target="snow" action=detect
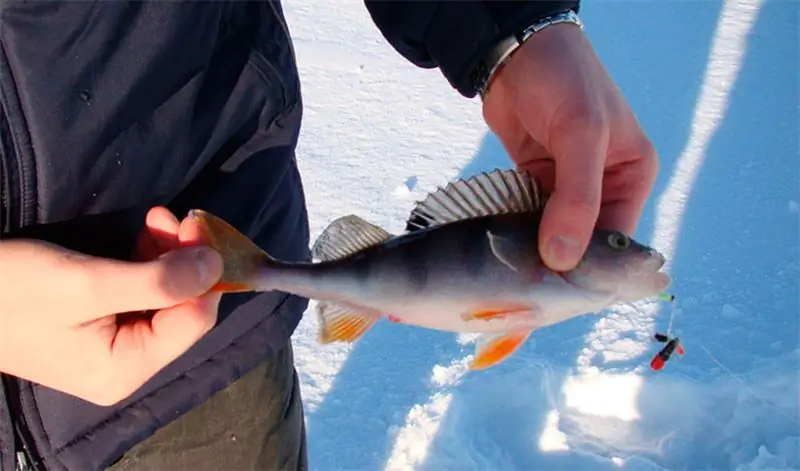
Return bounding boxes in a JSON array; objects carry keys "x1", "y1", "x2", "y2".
[{"x1": 282, "y1": 0, "x2": 800, "y2": 470}]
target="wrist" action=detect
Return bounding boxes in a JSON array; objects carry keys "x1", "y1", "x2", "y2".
[{"x1": 472, "y1": 9, "x2": 584, "y2": 100}]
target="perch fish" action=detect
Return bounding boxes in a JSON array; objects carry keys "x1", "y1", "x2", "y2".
[{"x1": 190, "y1": 169, "x2": 671, "y2": 370}]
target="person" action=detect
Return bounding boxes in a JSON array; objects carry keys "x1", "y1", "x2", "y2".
[{"x1": 0, "y1": 0, "x2": 657, "y2": 469}]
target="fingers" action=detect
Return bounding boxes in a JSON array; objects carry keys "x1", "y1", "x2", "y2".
[
  {"x1": 0, "y1": 206, "x2": 226, "y2": 406},
  {"x1": 133, "y1": 207, "x2": 181, "y2": 261},
  {"x1": 595, "y1": 146, "x2": 659, "y2": 235},
  {"x1": 92, "y1": 209, "x2": 224, "y2": 404},
  {"x1": 177, "y1": 211, "x2": 213, "y2": 247},
  {"x1": 109, "y1": 290, "x2": 222, "y2": 398},
  {"x1": 538, "y1": 114, "x2": 608, "y2": 271},
  {"x1": 74, "y1": 245, "x2": 223, "y2": 318},
  {"x1": 85, "y1": 290, "x2": 221, "y2": 405},
  {"x1": 480, "y1": 22, "x2": 660, "y2": 274},
  {"x1": 62, "y1": 207, "x2": 222, "y2": 320},
  {"x1": 489, "y1": 119, "x2": 605, "y2": 272},
  {"x1": 504, "y1": 135, "x2": 557, "y2": 194},
  {"x1": 0, "y1": 235, "x2": 215, "y2": 323}
]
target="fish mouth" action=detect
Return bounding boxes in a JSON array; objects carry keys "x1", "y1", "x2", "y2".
[
  {"x1": 646, "y1": 248, "x2": 667, "y2": 271},
  {"x1": 641, "y1": 249, "x2": 670, "y2": 291},
  {"x1": 652, "y1": 270, "x2": 671, "y2": 291}
]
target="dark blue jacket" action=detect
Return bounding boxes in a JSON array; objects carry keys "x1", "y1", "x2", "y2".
[{"x1": 0, "y1": 1, "x2": 578, "y2": 469}]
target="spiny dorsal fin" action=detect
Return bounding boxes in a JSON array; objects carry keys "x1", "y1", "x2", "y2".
[
  {"x1": 312, "y1": 215, "x2": 392, "y2": 262},
  {"x1": 406, "y1": 168, "x2": 542, "y2": 231}
]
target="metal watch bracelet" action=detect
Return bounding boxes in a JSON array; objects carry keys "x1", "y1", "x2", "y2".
[{"x1": 475, "y1": 10, "x2": 584, "y2": 99}]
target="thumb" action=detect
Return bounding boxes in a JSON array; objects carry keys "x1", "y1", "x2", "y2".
[
  {"x1": 538, "y1": 124, "x2": 607, "y2": 272},
  {"x1": 79, "y1": 245, "x2": 224, "y2": 319}
]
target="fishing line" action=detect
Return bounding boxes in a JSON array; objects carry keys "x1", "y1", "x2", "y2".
[
  {"x1": 653, "y1": 296, "x2": 798, "y2": 426},
  {"x1": 579, "y1": 293, "x2": 795, "y2": 428},
  {"x1": 665, "y1": 299, "x2": 676, "y2": 337},
  {"x1": 689, "y1": 339, "x2": 800, "y2": 427}
]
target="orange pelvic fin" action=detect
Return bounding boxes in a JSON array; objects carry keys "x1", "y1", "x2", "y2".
[
  {"x1": 316, "y1": 301, "x2": 380, "y2": 344},
  {"x1": 470, "y1": 329, "x2": 533, "y2": 370},
  {"x1": 189, "y1": 209, "x2": 271, "y2": 293}
]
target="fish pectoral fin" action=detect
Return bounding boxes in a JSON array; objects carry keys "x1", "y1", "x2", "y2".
[
  {"x1": 487, "y1": 230, "x2": 522, "y2": 272},
  {"x1": 312, "y1": 215, "x2": 393, "y2": 262},
  {"x1": 316, "y1": 301, "x2": 380, "y2": 344},
  {"x1": 470, "y1": 329, "x2": 533, "y2": 370},
  {"x1": 487, "y1": 230, "x2": 541, "y2": 279},
  {"x1": 188, "y1": 209, "x2": 270, "y2": 293}
]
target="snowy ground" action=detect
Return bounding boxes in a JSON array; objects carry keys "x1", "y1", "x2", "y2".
[{"x1": 282, "y1": 0, "x2": 799, "y2": 470}]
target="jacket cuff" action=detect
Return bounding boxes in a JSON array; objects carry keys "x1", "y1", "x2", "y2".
[
  {"x1": 366, "y1": 1, "x2": 580, "y2": 99},
  {"x1": 431, "y1": 1, "x2": 580, "y2": 98}
]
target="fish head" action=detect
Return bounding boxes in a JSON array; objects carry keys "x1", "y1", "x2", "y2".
[{"x1": 562, "y1": 230, "x2": 670, "y2": 303}]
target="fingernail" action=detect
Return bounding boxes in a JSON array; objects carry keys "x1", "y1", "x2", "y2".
[
  {"x1": 192, "y1": 247, "x2": 222, "y2": 286},
  {"x1": 547, "y1": 235, "x2": 581, "y2": 268}
]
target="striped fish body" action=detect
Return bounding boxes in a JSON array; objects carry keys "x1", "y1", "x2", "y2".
[
  {"x1": 263, "y1": 212, "x2": 604, "y2": 334},
  {"x1": 192, "y1": 169, "x2": 670, "y2": 370}
]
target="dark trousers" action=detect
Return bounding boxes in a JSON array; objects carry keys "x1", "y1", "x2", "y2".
[{"x1": 106, "y1": 343, "x2": 306, "y2": 471}]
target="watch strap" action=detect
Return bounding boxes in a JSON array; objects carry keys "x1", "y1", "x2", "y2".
[{"x1": 473, "y1": 9, "x2": 583, "y2": 99}]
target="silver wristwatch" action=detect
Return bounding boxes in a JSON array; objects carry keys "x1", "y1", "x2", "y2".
[{"x1": 475, "y1": 9, "x2": 584, "y2": 99}]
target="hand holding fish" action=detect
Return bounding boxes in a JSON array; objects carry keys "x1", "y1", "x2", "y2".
[
  {"x1": 0, "y1": 207, "x2": 223, "y2": 406},
  {"x1": 481, "y1": 22, "x2": 659, "y2": 272}
]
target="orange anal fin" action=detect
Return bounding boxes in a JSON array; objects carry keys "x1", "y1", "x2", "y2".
[
  {"x1": 462, "y1": 307, "x2": 533, "y2": 322},
  {"x1": 189, "y1": 209, "x2": 271, "y2": 293},
  {"x1": 316, "y1": 301, "x2": 380, "y2": 344},
  {"x1": 470, "y1": 329, "x2": 533, "y2": 370}
]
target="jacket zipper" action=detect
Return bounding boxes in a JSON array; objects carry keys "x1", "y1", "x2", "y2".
[
  {"x1": 1, "y1": 150, "x2": 7, "y2": 235},
  {"x1": 0, "y1": 70, "x2": 44, "y2": 471},
  {"x1": 1, "y1": 377, "x2": 41, "y2": 471},
  {"x1": 0, "y1": 101, "x2": 12, "y2": 236},
  {"x1": 0, "y1": 51, "x2": 35, "y2": 234}
]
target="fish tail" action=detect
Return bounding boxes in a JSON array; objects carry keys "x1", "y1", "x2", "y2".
[{"x1": 188, "y1": 209, "x2": 279, "y2": 293}]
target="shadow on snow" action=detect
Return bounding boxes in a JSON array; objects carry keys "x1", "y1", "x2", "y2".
[{"x1": 421, "y1": 2, "x2": 742, "y2": 470}]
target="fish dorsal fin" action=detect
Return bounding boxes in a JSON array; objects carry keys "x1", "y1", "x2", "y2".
[
  {"x1": 406, "y1": 168, "x2": 542, "y2": 230},
  {"x1": 312, "y1": 215, "x2": 392, "y2": 262}
]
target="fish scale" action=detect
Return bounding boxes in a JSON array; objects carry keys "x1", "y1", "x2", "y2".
[{"x1": 190, "y1": 168, "x2": 671, "y2": 370}]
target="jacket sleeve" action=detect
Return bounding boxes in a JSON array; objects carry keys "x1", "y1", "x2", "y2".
[{"x1": 363, "y1": 1, "x2": 580, "y2": 98}]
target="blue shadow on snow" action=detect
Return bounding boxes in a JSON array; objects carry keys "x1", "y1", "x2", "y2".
[
  {"x1": 421, "y1": 1, "x2": 730, "y2": 469},
  {"x1": 627, "y1": 4, "x2": 799, "y2": 469},
  {"x1": 304, "y1": 312, "x2": 464, "y2": 469}
]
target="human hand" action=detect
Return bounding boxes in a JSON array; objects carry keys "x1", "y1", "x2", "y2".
[
  {"x1": 482, "y1": 22, "x2": 658, "y2": 271},
  {"x1": 0, "y1": 207, "x2": 223, "y2": 406}
]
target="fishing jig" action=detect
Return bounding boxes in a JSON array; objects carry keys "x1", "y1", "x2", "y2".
[
  {"x1": 650, "y1": 292, "x2": 684, "y2": 371},
  {"x1": 650, "y1": 333, "x2": 684, "y2": 370}
]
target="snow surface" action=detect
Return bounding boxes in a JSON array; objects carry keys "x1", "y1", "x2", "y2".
[{"x1": 282, "y1": 0, "x2": 799, "y2": 469}]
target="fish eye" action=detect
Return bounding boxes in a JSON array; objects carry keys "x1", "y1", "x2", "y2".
[{"x1": 607, "y1": 232, "x2": 630, "y2": 250}]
